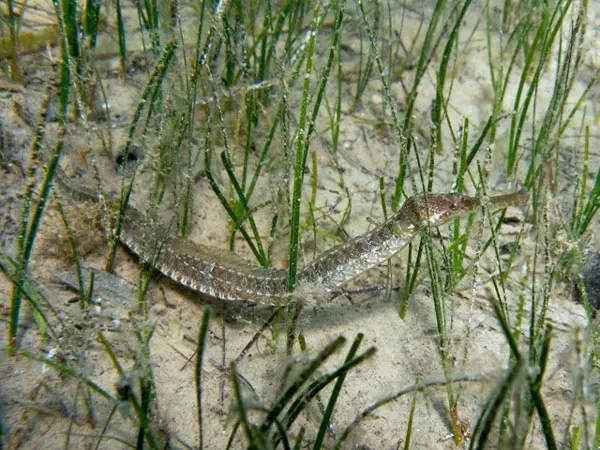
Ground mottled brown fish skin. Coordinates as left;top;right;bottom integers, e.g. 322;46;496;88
55;172;528;303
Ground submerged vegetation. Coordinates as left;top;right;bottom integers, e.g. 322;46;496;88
1;0;599;448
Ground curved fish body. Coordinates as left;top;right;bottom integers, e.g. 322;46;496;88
55;173;528;303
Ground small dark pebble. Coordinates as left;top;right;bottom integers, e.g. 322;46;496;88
116;379;133;401
116;144;145;174
574;251;600;312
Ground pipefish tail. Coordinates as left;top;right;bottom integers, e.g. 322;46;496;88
54;172;529;304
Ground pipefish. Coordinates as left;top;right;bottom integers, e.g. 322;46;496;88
54;172;528;304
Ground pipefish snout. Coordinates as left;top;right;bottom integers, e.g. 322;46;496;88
55;171;528;303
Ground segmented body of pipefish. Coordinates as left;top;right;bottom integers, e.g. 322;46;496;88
54;172;529;303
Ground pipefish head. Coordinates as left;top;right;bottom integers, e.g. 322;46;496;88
402;193;481;227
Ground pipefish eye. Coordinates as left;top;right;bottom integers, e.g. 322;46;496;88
421;193;474;225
